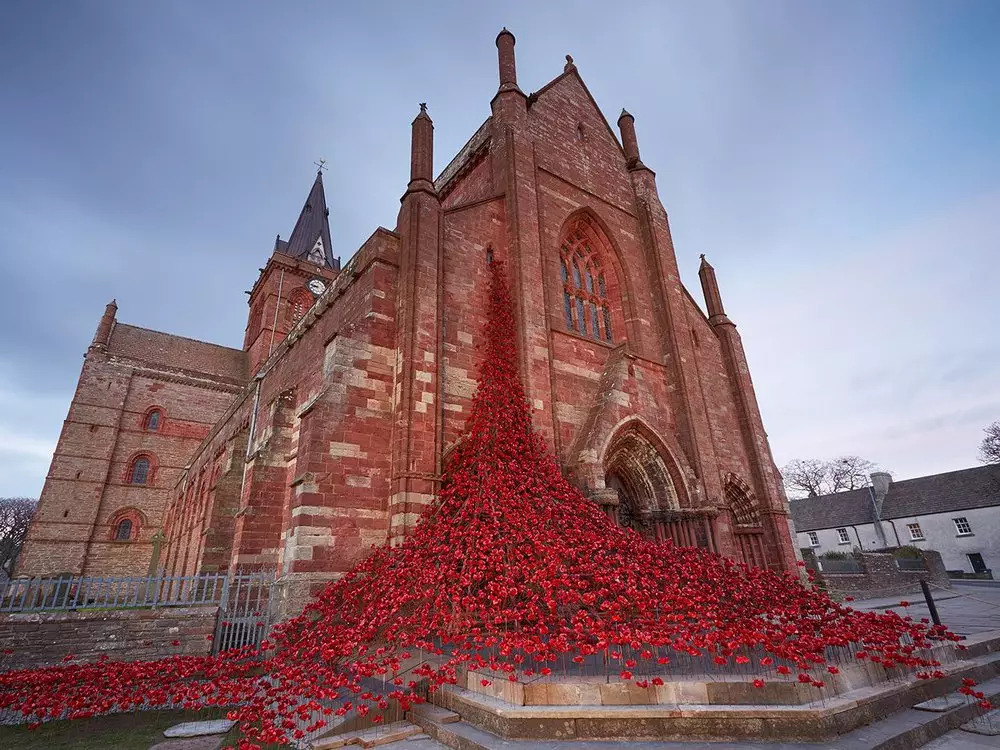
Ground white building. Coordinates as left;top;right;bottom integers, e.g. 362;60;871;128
789;465;1000;577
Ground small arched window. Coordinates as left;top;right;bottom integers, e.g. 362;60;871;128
114;518;133;541
129;457;150;485
144;410;161;432
288;288;314;324
561;231;612;342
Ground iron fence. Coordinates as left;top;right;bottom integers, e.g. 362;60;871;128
213;572;273;653
0;572;268;614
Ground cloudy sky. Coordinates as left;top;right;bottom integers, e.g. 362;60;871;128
1;1;998;497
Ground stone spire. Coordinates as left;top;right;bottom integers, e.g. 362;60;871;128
496;27;520;93
406;103;435;196
698;254;729;322
616;108;645;170
90;299;117;351
283;169;335;268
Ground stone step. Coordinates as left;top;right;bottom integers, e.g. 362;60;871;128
409;647;1000;747
415;677;1000;750
408;703;460;725
311;720;423;749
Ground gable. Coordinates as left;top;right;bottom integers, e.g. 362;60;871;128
527;72;635;212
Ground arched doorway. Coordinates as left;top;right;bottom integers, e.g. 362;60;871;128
602;423;679;534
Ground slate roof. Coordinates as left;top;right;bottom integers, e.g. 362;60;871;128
107;324;248;384
790;464;1000;531
283;170;336;268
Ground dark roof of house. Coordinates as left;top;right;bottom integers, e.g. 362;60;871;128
282;170;336;268
790;463;1000;531
107;324;248;384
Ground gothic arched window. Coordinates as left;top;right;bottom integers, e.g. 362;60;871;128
560;230;613;342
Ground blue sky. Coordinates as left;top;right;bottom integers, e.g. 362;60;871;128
0;1;998;497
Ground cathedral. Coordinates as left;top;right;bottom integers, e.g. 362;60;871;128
19;30;797;615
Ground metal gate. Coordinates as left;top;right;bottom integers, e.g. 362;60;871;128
212;571;274;653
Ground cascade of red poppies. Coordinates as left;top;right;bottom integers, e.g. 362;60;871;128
0;262;980;748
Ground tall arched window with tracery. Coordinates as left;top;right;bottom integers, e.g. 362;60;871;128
560;227;613;342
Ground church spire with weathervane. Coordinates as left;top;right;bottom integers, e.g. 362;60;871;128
280;163;337;269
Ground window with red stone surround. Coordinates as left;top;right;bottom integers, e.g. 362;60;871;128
125;453;156;486
142;406;164;432
108;508;143;542
559;220;614;342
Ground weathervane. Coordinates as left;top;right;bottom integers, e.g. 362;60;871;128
314;158;328;173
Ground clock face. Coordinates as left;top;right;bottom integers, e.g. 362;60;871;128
307;278;326;296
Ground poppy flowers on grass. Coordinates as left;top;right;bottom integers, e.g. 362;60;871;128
0;263;969;748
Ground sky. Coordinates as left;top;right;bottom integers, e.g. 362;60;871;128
0;0;998;498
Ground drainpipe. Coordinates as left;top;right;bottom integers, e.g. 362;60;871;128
245;374;264;461
885;519;902;547
848;525;864;549
267;269;285;358
868;485;888;549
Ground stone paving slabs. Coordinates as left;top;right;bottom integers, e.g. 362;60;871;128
149;737;226;750
163;719;236;738
853;583;1000;637
962;708;1000;736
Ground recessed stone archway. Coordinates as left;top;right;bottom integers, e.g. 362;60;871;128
602;423;679;532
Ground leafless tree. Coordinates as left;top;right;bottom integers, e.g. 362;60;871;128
781;456;886;499
0;498;37;579
979;421;1000;465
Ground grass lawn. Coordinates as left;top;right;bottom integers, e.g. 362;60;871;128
0;709;245;749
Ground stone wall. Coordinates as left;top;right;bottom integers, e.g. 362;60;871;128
0;605;217;671
803;548;951;601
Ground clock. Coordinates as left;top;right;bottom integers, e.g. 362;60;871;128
307;278;326;296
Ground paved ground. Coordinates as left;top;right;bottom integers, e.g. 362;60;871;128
923;729;1000;748
851;582;1000;636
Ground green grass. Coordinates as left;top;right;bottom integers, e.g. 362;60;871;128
0;709;244;749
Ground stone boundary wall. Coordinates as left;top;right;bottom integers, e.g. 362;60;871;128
0;605;217;671
802;549;951;601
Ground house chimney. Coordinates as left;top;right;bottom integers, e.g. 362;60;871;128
870;471;892;516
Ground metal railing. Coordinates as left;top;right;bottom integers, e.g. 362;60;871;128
0;572;253;613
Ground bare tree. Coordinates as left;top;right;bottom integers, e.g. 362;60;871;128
979;421;1000;465
781;457;887;499
0;498;37;579
780;459;828;498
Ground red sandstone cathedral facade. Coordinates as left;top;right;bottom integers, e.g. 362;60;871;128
20;31;797;611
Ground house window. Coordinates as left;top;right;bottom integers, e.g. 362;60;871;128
953;517;973;536
144;410;161;431
560;231;612;342
114;519;133;541
128;457;150;485
836;528;850;544
907;522;925;541
807;531;819;547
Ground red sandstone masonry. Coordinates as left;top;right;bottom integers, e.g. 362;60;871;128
33;33;798;608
